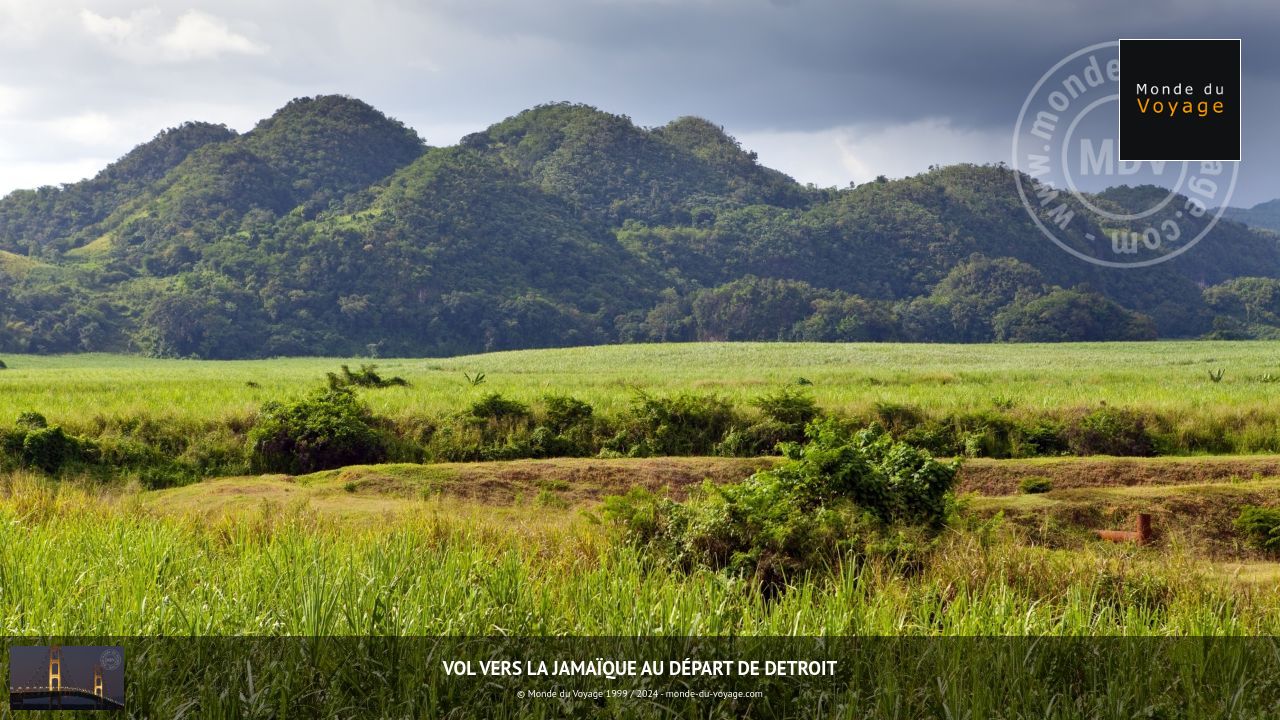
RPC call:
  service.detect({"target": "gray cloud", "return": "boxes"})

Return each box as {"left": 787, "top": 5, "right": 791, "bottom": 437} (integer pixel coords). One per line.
{"left": 0, "top": 0, "right": 1275, "bottom": 204}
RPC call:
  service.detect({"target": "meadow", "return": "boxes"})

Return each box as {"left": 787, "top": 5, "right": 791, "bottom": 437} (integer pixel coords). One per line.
{"left": 2, "top": 470, "right": 1275, "bottom": 637}
{"left": 4, "top": 343, "right": 1280, "bottom": 715}
{"left": 4, "top": 341, "right": 1280, "bottom": 427}
{"left": 4, "top": 467, "right": 1280, "bottom": 716}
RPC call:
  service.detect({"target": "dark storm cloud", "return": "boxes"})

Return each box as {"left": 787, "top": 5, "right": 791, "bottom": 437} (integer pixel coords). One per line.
{"left": 407, "top": 0, "right": 1280, "bottom": 130}
{"left": 0, "top": 0, "right": 1276, "bottom": 203}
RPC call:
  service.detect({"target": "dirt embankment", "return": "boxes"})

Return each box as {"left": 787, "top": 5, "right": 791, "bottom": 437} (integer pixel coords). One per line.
{"left": 957, "top": 456, "right": 1280, "bottom": 495}
{"left": 420, "top": 454, "right": 1280, "bottom": 501}
{"left": 156, "top": 454, "right": 1280, "bottom": 524}
{"left": 328, "top": 456, "right": 781, "bottom": 505}
{"left": 322, "top": 454, "right": 1280, "bottom": 504}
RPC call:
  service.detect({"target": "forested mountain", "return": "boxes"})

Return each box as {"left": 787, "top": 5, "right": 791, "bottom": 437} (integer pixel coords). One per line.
{"left": 2, "top": 96, "right": 1279, "bottom": 357}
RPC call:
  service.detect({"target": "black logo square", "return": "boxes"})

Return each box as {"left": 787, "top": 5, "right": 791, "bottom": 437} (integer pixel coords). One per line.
{"left": 1119, "top": 39, "right": 1240, "bottom": 161}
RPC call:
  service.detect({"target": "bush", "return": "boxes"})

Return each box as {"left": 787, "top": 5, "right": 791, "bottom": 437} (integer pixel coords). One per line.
{"left": 0, "top": 359, "right": 7, "bottom": 369}
{"left": 872, "top": 402, "right": 925, "bottom": 434}
{"left": 900, "top": 421, "right": 960, "bottom": 456}
{"left": 952, "top": 411, "right": 1018, "bottom": 458}
{"left": 1064, "top": 406, "right": 1155, "bottom": 456}
{"left": 16, "top": 411, "right": 47, "bottom": 430}
{"left": 326, "top": 364, "right": 408, "bottom": 390}
{"left": 468, "top": 393, "right": 531, "bottom": 422}
{"left": 249, "top": 389, "right": 390, "bottom": 474}
{"left": 542, "top": 395, "right": 593, "bottom": 434}
{"left": 604, "top": 420, "right": 959, "bottom": 592}
{"left": 752, "top": 387, "right": 819, "bottom": 428}
{"left": 0, "top": 428, "right": 23, "bottom": 464}
{"left": 718, "top": 387, "right": 822, "bottom": 455}
{"left": 1234, "top": 506, "right": 1280, "bottom": 555}
{"left": 1, "top": 412, "right": 96, "bottom": 474}
{"left": 1017, "top": 418, "right": 1068, "bottom": 456}
{"left": 607, "top": 392, "right": 740, "bottom": 457}
{"left": 492, "top": 425, "right": 577, "bottom": 460}
{"left": 426, "top": 395, "right": 599, "bottom": 462}
{"left": 94, "top": 437, "right": 201, "bottom": 489}
{"left": 1019, "top": 476, "right": 1053, "bottom": 494}
{"left": 21, "top": 425, "right": 94, "bottom": 474}
{"left": 716, "top": 419, "right": 796, "bottom": 457}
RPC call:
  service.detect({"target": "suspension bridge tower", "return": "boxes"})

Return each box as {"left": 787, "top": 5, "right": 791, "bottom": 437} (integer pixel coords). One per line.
{"left": 47, "top": 645, "right": 61, "bottom": 690}
{"left": 47, "top": 645, "right": 63, "bottom": 709}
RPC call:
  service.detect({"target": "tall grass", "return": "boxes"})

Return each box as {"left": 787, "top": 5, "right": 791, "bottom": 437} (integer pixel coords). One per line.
{"left": 5, "top": 475, "right": 1280, "bottom": 716}
{"left": 2, "top": 473, "right": 1276, "bottom": 638}
{"left": 2, "top": 341, "right": 1280, "bottom": 426}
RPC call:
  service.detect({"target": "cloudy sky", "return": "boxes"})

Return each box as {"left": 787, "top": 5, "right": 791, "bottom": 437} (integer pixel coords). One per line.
{"left": 1, "top": 0, "right": 1277, "bottom": 205}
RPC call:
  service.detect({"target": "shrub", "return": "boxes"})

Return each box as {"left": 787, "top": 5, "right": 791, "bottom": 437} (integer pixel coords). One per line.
{"left": 2, "top": 412, "right": 96, "bottom": 474}
{"left": 952, "top": 412, "right": 1018, "bottom": 458}
{"left": 423, "top": 423, "right": 488, "bottom": 462}
{"left": 604, "top": 420, "right": 959, "bottom": 592}
{"left": 0, "top": 359, "right": 7, "bottom": 369}
{"left": 421, "top": 394, "right": 538, "bottom": 462}
{"left": 524, "top": 426, "right": 578, "bottom": 459}
{"left": 94, "top": 437, "right": 200, "bottom": 489}
{"left": 21, "top": 426, "right": 94, "bottom": 474}
{"left": 716, "top": 419, "right": 796, "bottom": 457}
{"left": 0, "top": 428, "right": 23, "bottom": 464}
{"left": 542, "top": 395, "right": 593, "bottom": 434}
{"left": 1019, "top": 476, "right": 1053, "bottom": 494}
{"left": 608, "top": 392, "right": 739, "bottom": 457}
{"left": 1234, "top": 506, "right": 1280, "bottom": 555}
{"left": 468, "top": 393, "right": 531, "bottom": 422}
{"left": 872, "top": 402, "right": 925, "bottom": 434}
{"left": 249, "top": 389, "right": 389, "bottom": 474}
{"left": 1064, "top": 406, "right": 1155, "bottom": 456}
{"left": 16, "top": 411, "right": 47, "bottom": 430}
{"left": 452, "top": 395, "right": 600, "bottom": 460}
{"left": 1017, "top": 418, "right": 1067, "bottom": 456}
{"left": 900, "top": 421, "right": 960, "bottom": 456}
{"left": 718, "top": 387, "right": 822, "bottom": 455}
{"left": 752, "top": 387, "right": 819, "bottom": 428}
{"left": 326, "top": 364, "right": 408, "bottom": 390}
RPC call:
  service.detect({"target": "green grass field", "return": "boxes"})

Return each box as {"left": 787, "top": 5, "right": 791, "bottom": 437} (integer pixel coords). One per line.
{"left": 2, "top": 343, "right": 1279, "bottom": 635}
{"left": 3, "top": 341, "right": 1280, "bottom": 427}
{"left": 9, "top": 465, "right": 1279, "bottom": 716}
{"left": 3, "top": 469, "right": 1277, "bottom": 637}
{"left": 4, "top": 344, "right": 1280, "bottom": 714}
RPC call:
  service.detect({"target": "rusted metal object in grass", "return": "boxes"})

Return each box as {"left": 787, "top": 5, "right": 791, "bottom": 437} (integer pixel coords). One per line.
{"left": 1097, "top": 513, "right": 1153, "bottom": 545}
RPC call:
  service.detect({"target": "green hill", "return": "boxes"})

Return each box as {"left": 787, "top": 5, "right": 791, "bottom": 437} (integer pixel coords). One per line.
{"left": 465, "top": 104, "right": 813, "bottom": 226}
{"left": 0, "top": 121, "right": 236, "bottom": 255}
{"left": 2, "top": 96, "right": 1279, "bottom": 357}
{"left": 1222, "top": 199, "right": 1280, "bottom": 234}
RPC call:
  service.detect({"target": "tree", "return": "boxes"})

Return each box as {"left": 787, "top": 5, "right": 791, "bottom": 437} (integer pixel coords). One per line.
{"left": 994, "top": 288, "right": 1157, "bottom": 342}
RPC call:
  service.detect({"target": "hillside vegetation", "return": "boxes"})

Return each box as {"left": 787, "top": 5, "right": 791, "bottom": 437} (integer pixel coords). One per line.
{"left": 3, "top": 97, "right": 1280, "bottom": 356}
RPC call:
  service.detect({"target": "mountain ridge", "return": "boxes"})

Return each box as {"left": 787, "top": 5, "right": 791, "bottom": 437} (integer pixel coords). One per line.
{"left": 1222, "top": 198, "right": 1280, "bottom": 234}
{"left": 1, "top": 95, "right": 1278, "bottom": 357}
